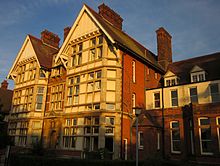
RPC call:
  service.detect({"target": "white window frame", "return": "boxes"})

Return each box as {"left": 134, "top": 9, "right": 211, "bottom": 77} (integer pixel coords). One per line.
{"left": 170, "top": 89, "right": 178, "bottom": 107}
{"left": 132, "top": 61, "right": 136, "bottom": 83}
{"left": 170, "top": 121, "right": 181, "bottom": 154}
{"left": 210, "top": 83, "right": 220, "bottom": 103}
{"left": 153, "top": 92, "right": 161, "bottom": 108}
{"left": 123, "top": 139, "right": 128, "bottom": 160}
{"left": 189, "top": 87, "right": 198, "bottom": 104}
{"left": 132, "top": 93, "right": 136, "bottom": 114}
{"left": 198, "top": 117, "right": 213, "bottom": 155}
{"left": 138, "top": 131, "right": 144, "bottom": 149}
{"left": 191, "top": 71, "right": 205, "bottom": 83}
{"left": 217, "top": 117, "right": 220, "bottom": 152}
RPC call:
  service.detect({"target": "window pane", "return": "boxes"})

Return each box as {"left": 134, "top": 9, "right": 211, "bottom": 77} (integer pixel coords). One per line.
{"left": 202, "top": 141, "right": 212, "bottom": 153}
{"left": 173, "top": 140, "right": 181, "bottom": 151}
{"left": 201, "top": 128, "right": 211, "bottom": 140}
{"left": 172, "top": 130, "right": 180, "bottom": 140}
{"left": 190, "top": 87, "right": 198, "bottom": 103}
{"left": 200, "top": 118, "right": 210, "bottom": 126}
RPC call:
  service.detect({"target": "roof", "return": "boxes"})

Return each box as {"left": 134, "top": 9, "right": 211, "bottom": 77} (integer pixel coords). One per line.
{"left": 0, "top": 88, "right": 13, "bottom": 114}
{"left": 168, "top": 52, "right": 220, "bottom": 84}
{"left": 29, "top": 35, "right": 58, "bottom": 69}
{"left": 85, "top": 5, "right": 164, "bottom": 72}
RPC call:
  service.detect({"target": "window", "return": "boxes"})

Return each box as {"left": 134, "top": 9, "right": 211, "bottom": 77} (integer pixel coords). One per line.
{"left": 39, "top": 69, "right": 46, "bottom": 78}
{"left": 89, "top": 36, "right": 103, "bottom": 62}
{"left": 171, "top": 90, "right": 178, "bottom": 107}
{"left": 89, "top": 49, "right": 96, "bottom": 61}
{"left": 190, "top": 87, "right": 198, "bottom": 103}
{"left": 18, "top": 121, "right": 28, "bottom": 146}
{"left": 217, "top": 117, "right": 220, "bottom": 152}
{"left": 165, "top": 78, "right": 178, "bottom": 86}
{"left": 132, "top": 93, "right": 136, "bottom": 114}
{"left": 71, "top": 43, "right": 83, "bottom": 67}
{"left": 170, "top": 121, "right": 181, "bottom": 153}
{"left": 67, "top": 76, "right": 80, "bottom": 106}
{"left": 105, "top": 117, "right": 114, "bottom": 135}
{"left": 210, "top": 84, "right": 220, "bottom": 103}
{"left": 105, "top": 137, "right": 114, "bottom": 152}
{"left": 83, "top": 116, "right": 99, "bottom": 151}
{"left": 51, "top": 84, "right": 63, "bottom": 110}
{"left": 36, "top": 87, "right": 44, "bottom": 110}
{"left": 63, "top": 118, "right": 78, "bottom": 149}
{"left": 199, "top": 118, "right": 213, "bottom": 155}
{"left": 191, "top": 72, "right": 205, "bottom": 82}
{"left": 166, "top": 80, "right": 171, "bottom": 87}
{"left": 157, "top": 132, "right": 160, "bottom": 150}
{"left": 138, "top": 131, "right": 144, "bottom": 149}
{"left": 154, "top": 92, "right": 160, "bottom": 108}
{"left": 132, "top": 61, "right": 136, "bottom": 83}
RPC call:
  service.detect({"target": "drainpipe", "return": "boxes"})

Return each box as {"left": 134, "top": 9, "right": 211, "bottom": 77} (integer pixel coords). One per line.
{"left": 161, "top": 78, "right": 165, "bottom": 159}
{"left": 120, "top": 51, "right": 125, "bottom": 159}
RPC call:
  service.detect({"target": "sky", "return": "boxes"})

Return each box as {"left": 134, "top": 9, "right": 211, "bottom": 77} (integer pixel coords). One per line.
{"left": 0, "top": 0, "right": 220, "bottom": 89}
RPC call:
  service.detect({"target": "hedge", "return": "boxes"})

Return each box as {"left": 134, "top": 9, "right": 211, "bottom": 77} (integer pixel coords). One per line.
{"left": 9, "top": 154, "right": 188, "bottom": 166}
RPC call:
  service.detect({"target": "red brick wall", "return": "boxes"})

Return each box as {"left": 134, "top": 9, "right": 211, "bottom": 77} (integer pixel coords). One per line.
{"left": 121, "top": 50, "right": 162, "bottom": 159}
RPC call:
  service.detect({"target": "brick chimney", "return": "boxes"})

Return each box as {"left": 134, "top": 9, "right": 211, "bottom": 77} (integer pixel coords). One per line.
{"left": 1, "top": 80, "right": 8, "bottom": 90}
{"left": 41, "top": 30, "right": 60, "bottom": 49}
{"left": 98, "top": 3, "right": 123, "bottom": 30}
{"left": 63, "top": 27, "right": 71, "bottom": 42}
{"left": 156, "top": 27, "right": 172, "bottom": 71}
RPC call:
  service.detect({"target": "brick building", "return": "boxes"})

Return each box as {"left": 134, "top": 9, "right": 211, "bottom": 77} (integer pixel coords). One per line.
{"left": 145, "top": 52, "right": 220, "bottom": 164}
{"left": 6, "top": 3, "right": 220, "bottom": 164}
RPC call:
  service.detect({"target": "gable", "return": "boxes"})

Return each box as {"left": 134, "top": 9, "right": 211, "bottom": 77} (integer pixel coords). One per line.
{"left": 7, "top": 36, "right": 39, "bottom": 79}
{"left": 164, "top": 70, "right": 176, "bottom": 78}
{"left": 71, "top": 12, "right": 99, "bottom": 41}
{"left": 190, "top": 65, "right": 204, "bottom": 73}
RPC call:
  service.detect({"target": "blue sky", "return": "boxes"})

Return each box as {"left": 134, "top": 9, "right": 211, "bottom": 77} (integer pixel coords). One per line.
{"left": 0, "top": 0, "right": 220, "bottom": 89}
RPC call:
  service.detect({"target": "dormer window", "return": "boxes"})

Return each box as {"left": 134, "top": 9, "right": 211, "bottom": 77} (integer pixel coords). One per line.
{"left": 165, "top": 77, "right": 179, "bottom": 87}
{"left": 164, "top": 71, "right": 179, "bottom": 87}
{"left": 190, "top": 65, "right": 206, "bottom": 83}
{"left": 191, "top": 72, "right": 205, "bottom": 83}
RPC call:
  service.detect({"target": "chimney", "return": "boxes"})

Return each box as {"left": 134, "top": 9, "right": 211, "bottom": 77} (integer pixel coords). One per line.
{"left": 1, "top": 80, "right": 8, "bottom": 90}
{"left": 98, "top": 3, "right": 123, "bottom": 30}
{"left": 41, "top": 30, "right": 60, "bottom": 49}
{"left": 156, "top": 27, "right": 172, "bottom": 71}
{"left": 63, "top": 27, "right": 71, "bottom": 42}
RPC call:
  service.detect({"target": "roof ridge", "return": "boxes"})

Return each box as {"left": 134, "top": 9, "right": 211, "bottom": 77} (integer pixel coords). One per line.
{"left": 85, "top": 4, "right": 153, "bottom": 56}
{"left": 172, "top": 52, "right": 220, "bottom": 65}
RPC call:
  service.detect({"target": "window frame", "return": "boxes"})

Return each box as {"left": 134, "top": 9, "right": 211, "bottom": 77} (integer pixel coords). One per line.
{"left": 170, "top": 90, "right": 178, "bottom": 107}
{"left": 198, "top": 117, "right": 213, "bottom": 155}
{"left": 170, "top": 121, "right": 181, "bottom": 154}
{"left": 189, "top": 87, "right": 198, "bottom": 104}
{"left": 153, "top": 92, "right": 161, "bottom": 108}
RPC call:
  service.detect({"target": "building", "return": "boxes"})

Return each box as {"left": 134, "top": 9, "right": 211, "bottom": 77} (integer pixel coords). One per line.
{"left": 145, "top": 52, "right": 220, "bottom": 163}
{"left": 7, "top": 4, "right": 165, "bottom": 159}
{"left": 0, "top": 80, "right": 13, "bottom": 148}
{"left": 6, "top": 3, "right": 220, "bottom": 164}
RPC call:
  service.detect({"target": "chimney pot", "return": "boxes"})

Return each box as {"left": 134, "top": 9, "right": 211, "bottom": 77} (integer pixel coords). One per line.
{"left": 63, "top": 27, "right": 71, "bottom": 42}
{"left": 41, "top": 30, "right": 60, "bottom": 48}
{"left": 1, "top": 80, "right": 8, "bottom": 90}
{"left": 98, "top": 3, "right": 123, "bottom": 30}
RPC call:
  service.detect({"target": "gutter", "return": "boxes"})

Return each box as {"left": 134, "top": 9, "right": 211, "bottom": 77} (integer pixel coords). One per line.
{"left": 116, "top": 42, "right": 165, "bottom": 74}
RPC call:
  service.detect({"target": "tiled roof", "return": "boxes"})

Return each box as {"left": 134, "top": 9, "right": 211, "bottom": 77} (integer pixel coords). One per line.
{"left": 168, "top": 52, "right": 220, "bottom": 84}
{"left": 0, "top": 88, "right": 13, "bottom": 114}
{"left": 29, "top": 35, "right": 58, "bottom": 69}
{"left": 85, "top": 5, "right": 164, "bottom": 72}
